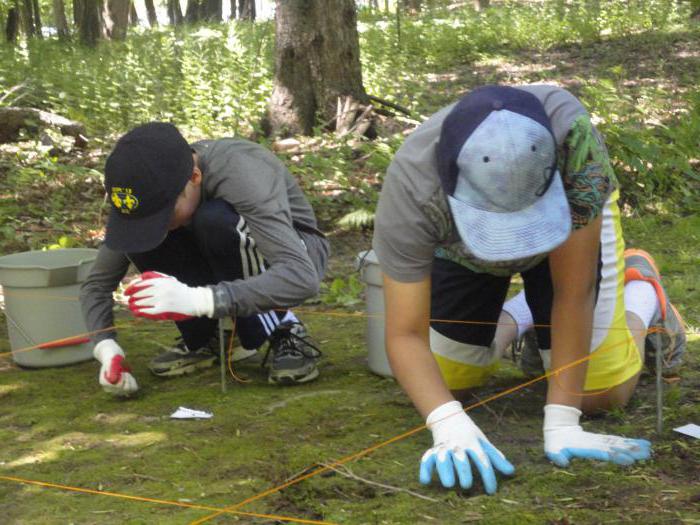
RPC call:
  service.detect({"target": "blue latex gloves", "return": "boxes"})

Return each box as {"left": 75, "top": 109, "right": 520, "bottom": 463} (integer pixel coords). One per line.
{"left": 543, "top": 404, "right": 652, "bottom": 467}
{"left": 419, "top": 400, "right": 515, "bottom": 494}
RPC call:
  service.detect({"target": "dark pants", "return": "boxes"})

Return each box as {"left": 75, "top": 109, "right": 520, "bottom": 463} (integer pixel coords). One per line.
{"left": 430, "top": 252, "right": 603, "bottom": 350}
{"left": 128, "top": 199, "right": 288, "bottom": 350}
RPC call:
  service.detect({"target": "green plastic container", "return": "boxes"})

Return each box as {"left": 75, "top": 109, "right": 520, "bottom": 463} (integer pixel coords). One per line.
{"left": 0, "top": 248, "right": 98, "bottom": 367}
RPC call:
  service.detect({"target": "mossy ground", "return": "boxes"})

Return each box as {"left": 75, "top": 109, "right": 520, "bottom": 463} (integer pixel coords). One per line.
{"left": 0, "top": 213, "right": 698, "bottom": 525}
{"left": 1, "top": 12, "right": 699, "bottom": 524}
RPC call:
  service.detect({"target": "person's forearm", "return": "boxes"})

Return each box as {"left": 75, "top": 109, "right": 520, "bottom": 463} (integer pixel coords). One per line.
{"left": 546, "top": 288, "right": 596, "bottom": 408}
{"left": 387, "top": 333, "right": 455, "bottom": 419}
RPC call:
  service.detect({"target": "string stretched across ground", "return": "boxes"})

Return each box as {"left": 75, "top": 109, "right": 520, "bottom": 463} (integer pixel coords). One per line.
{"left": 0, "top": 293, "right": 679, "bottom": 523}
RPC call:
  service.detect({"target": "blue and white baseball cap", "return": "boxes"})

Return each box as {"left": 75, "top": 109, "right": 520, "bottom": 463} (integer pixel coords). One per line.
{"left": 437, "top": 85, "right": 571, "bottom": 262}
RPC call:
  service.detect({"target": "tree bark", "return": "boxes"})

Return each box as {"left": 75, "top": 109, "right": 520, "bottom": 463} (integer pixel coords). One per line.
{"left": 31, "top": 0, "right": 43, "bottom": 37}
{"left": 21, "top": 0, "right": 36, "bottom": 37}
{"left": 403, "top": 0, "right": 421, "bottom": 14}
{"left": 129, "top": 0, "right": 139, "bottom": 25}
{"left": 167, "top": 0, "right": 183, "bottom": 25}
{"left": 204, "top": 0, "right": 221, "bottom": 21}
{"left": 73, "top": 0, "right": 83, "bottom": 26}
{"left": 0, "top": 107, "right": 86, "bottom": 143}
{"left": 103, "top": 0, "right": 130, "bottom": 39}
{"left": 53, "top": 0, "right": 70, "bottom": 38}
{"left": 6, "top": 7, "right": 20, "bottom": 42}
{"left": 266, "top": 0, "right": 368, "bottom": 136}
{"left": 79, "top": 0, "right": 102, "bottom": 46}
{"left": 238, "top": 0, "right": 254, "bottom": 20}
{"left": 145, "top": 0, "right": 157, "bottom": 26}
{"left": 185, "top": 0, "right": 203, "bottom": 22}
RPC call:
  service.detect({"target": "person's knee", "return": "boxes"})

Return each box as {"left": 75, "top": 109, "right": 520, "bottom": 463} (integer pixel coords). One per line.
{"left": 191, "top": 199, "right": 240, "bottom": 250}
{"left": 580, "top": 373, "right": 640, "bottom": 414}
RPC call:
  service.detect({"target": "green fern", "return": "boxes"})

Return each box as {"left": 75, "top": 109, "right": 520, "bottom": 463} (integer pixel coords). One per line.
{"left": 337, "top": 208, "right": 375, "bottom": 230}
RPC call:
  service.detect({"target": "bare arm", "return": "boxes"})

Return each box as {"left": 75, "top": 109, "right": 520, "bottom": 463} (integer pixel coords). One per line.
{"left": 546, "top": 214, "right": 602, "bottom": 408}
{"left": 383, "top": 273, "right": 454, "bottom": 418}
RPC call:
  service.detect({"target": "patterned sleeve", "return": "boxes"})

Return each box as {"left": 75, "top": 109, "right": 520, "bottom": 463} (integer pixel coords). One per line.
{"left": 558, "top": 114, "right": 618, "bottom": 230}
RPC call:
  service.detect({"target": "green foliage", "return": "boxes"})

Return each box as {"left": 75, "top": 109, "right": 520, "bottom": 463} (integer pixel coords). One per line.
{"left": 0, "top": 22, "right": 274, "bottom": 137}
{"left": 580, "top": 80, "right": 700, "bottom": 213}
{"left": 320, "top": 274, "right": 365, "bottom": 308}
{"left": 337, "top": 208, "right": 375, "bottom": 230}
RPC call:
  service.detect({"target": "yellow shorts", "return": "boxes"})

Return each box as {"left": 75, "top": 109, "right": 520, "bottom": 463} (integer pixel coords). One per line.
{"left": 431, "top": 192, "right": 642, "bottom": 392}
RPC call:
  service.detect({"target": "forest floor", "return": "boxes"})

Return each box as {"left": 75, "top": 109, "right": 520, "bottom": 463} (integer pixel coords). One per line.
{"left": 0, "top": 25, "right": 699, "bottom": 525}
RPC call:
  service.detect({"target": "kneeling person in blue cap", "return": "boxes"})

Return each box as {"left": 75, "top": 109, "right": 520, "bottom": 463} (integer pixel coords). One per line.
{"left": 80, "top": 122, "right": 329, "bottom": 395}
{"left": 372, "top": 85, "right": 685, "bottom": 493}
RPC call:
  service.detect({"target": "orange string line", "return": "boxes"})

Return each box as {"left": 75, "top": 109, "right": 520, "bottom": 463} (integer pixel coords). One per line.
{"left": 0, "top": 474, "right": 338, "bottom": 525}
{"left": 226, "top": 317, "right": 250, "bottom": 384}
{"left": 0, "top": 326, "right": 119, "bottom": 358}
{"left": 188, "top": 335, "right": 635, "bottom": 525}
{"left": 0, "top": 304, "right": 662, "bottom": 360}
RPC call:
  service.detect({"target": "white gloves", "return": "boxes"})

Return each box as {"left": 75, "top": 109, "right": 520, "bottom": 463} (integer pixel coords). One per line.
{"left": 543, "top": 404, "right": 652, "bottom": 467}
{"left": 419, "top": 400, "right": 515, "bottom": 494}
{"left": 124, "top": 271, "right": 214, "bottom": 321}
{"left": 93, "top": 339, "right": 138, "bottom": 396}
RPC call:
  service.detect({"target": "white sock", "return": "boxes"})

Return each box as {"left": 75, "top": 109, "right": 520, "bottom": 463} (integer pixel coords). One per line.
{"left": 502, "top": 291, "right": 534, "bottom": 338}
{"left": 624, "top": 280, "right": 659, "bottom": 329}
{"left": 281, "top": 310, "right": 299, "bottom": 324}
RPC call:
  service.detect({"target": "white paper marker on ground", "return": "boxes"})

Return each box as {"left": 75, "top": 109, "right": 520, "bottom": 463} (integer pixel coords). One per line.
{"left": 170, "top": 406, "right": 213, "bottom": 420}
{"left": 672, "top": 423, "right": 700, "bottom": 439}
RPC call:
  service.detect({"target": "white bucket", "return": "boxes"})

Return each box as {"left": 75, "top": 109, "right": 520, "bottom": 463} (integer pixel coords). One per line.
{"left": 0, "top": 248, "right": 98, "bottom": 367}
{"left": 357, "top": 250, "right": 393, "bottom": 378}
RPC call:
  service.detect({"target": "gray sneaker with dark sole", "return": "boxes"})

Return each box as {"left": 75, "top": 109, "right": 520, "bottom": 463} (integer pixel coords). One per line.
{"left": 149, "top": 341, "right": 217, "bottom": 377}
{"left": 263, "top": 322, "right": 321, "bottom": 385}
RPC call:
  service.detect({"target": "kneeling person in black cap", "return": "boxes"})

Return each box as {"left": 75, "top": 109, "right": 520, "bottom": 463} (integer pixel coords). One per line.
{"left": 80, "top": 122, "right": 329, "bottom": 395}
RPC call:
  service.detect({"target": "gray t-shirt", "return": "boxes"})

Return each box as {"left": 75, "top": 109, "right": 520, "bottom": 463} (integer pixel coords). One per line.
{"left": 80, "top": 138, "right": 329, "bottom": 342}
{"left": 372, "top": 85, "right": 610, "bottom": 282}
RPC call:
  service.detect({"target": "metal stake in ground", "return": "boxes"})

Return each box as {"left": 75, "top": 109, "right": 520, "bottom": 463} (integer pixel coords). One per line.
{"left": 219, "top": 319, "right": 227, "bottom": 393}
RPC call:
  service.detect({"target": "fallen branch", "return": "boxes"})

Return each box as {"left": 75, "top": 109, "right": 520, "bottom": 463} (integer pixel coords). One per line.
{"left": 0, "top": 107, "right": 86, "bottom": 144}
{"left": 367, "top": 95, "right": 412, "bottom": 117}
{"left": 320, "top": 462, "right": 439, "bottom": 502}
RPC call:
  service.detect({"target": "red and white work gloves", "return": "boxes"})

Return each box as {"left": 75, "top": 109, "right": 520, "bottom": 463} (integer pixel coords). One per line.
{"left": 124, "top": 271, "right": 215, "bottom": 321}
{"left": 93, "top": 339, "right": 138, "bottom": 396}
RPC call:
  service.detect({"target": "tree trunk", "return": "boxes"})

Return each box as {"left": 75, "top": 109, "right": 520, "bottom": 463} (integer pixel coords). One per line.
{"left": 79, "top": 0, "right": 102, "bottom": 45}
{"left": 31, "top": 0, "right": 43, "bottom": 37}
{"left": 21, "top": 0, "right": 36, "bottom": 37}
{"left": 167, "top": 0, "right": 183, "bottom": 25}
{"left": 5, "top": 7, "right": 20, "bottom": 43}
{"left": 53, "top": 0, "right": 70, "bottom": 38}
{"left": 229, "top": 0, "right": 236, "bottom": 19}
{"left": 145, "top": 0, "right": 157, "bottom": 26}
{"left": 267, "top": 0, "right": 368, "bottom": 136}
{"left": 403, "top": 0, "right": 421, "bottom": 14}
{"left": 204, "top": 0, "right": 221, "bottom": 21}
{"left": 103, "top": 0, "right": 130, "bottom": 39}
{"left": 73, "top": 0, "right": 83, "bottom": 26}
{"left": 129, "top": 1, "right": 139, "bottom": 25}
{"left": 473, "top": 0, "right": 489, "bottom": 11}
{"left": 185, "top": 0, "right": 202, "bottom": 22}
{"left": 238, "top": 0, "right": 254, "bottom": 20}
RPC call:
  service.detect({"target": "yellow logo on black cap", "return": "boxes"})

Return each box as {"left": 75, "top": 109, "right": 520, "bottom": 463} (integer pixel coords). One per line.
{"left": 111, "top": 187, "right": 139, "bottom": 214}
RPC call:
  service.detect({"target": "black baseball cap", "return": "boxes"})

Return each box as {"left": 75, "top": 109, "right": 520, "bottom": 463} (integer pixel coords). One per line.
{"left": 103, "top": 122, "right": 193, "bottom": 253}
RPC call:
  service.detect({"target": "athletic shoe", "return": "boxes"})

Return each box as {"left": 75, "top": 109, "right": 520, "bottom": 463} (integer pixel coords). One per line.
{"left": 149, "top": 330, "right": 258, "bottom": 377}
{"left": 512, "top": 329, "right": 544, "bottom": 377}
{"left": 262, "top": 322, "right": 321, "bottom": 385}
{"left": 149, "top": 337, "right": 218, "bottom": 377}
{"left": 624, "top": 249, "right": 686, "bottom": 373}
